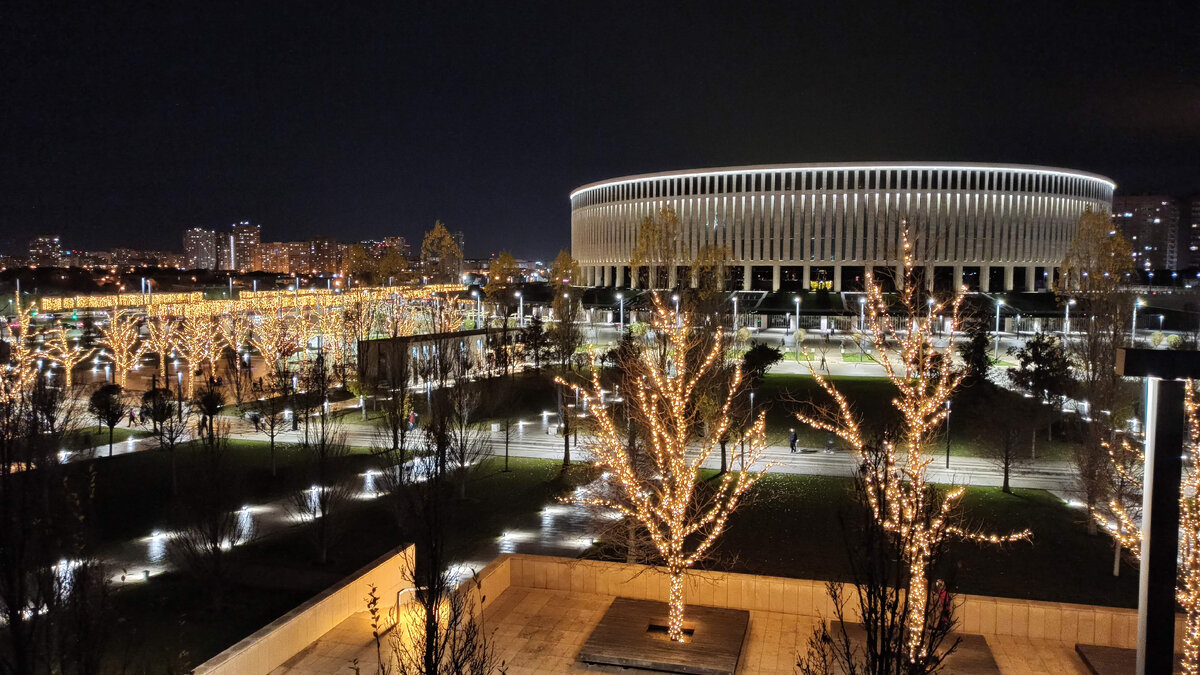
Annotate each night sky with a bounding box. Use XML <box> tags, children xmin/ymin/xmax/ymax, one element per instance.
<box><xmin>3</xmin><ymin>1</ymin><xmax>1197</xmax><ymax>259</ymax></box>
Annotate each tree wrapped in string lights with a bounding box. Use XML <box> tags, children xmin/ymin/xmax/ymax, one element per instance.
<box><xmin>794</xmin><ymin>237</ymin><xmax>1029</xmax><ymax>666</ymax></box>
<box><xmin>0</xmin><ymin>297</ymin><xmax>39</xmax><ymax>403</ymax></box>
<box><xmin>144</xmin><ymin>316</ymin><xmax>180</xmax><ymax>379</ymax></box>
<box><xmin>251</xmin><ymin>299</ymin><xmax>302</xmax><ymax>371</ymax></box>
<box><xmin>1095</xmin><ymin>384</ymin><xmax>1200</xmax><ymax>675</ymax></box>
<box><xmin>177</xmin><ymin>315</ymin><xmax>219</xmax><ymax>397</ymax></box>
<box><xmin>217</xmin><ymin>308</ymin><xmax>252</xmax><ymax>357</ymax></box>
<box><xmin>42</xmin><ymin>322</ymin><xmax>94</xmax><ymax>389</ymax></box>
<box><xmin>97</xmin><ymin>308</ymin><xmax>144</xmax><ymax>388</ymax></box>
<box><xmin>563</xmin><ymin>294</ymin><xmax>769</xmax><ymax>642</ymax></box>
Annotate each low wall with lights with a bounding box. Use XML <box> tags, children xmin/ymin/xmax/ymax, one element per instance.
<box><xmin>481</xmin><ymin>554</ymin><xmax>1178</xmax><ymax>650</ymax></box>
<box><xmin>192</xmin><ymin>544</ymin><xmax>415</xmax><ymax>675</ymax></box>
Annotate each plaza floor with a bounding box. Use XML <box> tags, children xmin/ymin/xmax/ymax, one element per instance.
<box><xmin>269</xmin><ymin>586</ymin><xmax>1095</xmax><ymax>675</ymax></box>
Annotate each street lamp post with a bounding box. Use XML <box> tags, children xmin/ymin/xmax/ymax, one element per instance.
<box><xmin>732</xmin><ymin>295</ymin><xmax>739</xmax><ymax>333</ymax></box>
<box><xmin>616</xmin><ymin>292</ymin><xmax>624</xmax><ymax>333</ymax></box>
<box><xmin>994</xmin><ymin>299</ymin><xmax>1004</xmax><ymax>360</ymax></box>
<box><xmin>1159</xmin><ymin>314</ymin><xmax>1164</xmax><ymax>331</ymax></box>
<box><xmin>516</xmin><ymin>291</ymin><xmax>523</xmax><ymax>328</ymax></box>
<box><xmin>1132</xmin><ymin>298</ymin><xmax>1143</xmax><ymax>343</ymax></box>
<box><xmin>1065</xmin><ymin>298</ymin><xmax>1075</xmax><ymax>337</ymax></box>
<box><xmin>945</xmin><ymin>399</ymin><xmax>951</xmax><ymax>468</ymax></box>
<box><xmin>794</xmin><ymin>296</ymin><xmax>801</xmax><ymax>361</ymax></box>
<box><xmin>859</xmin><ymin>297</ymin><xmax>866</xmax><ymax>332</ymax></box>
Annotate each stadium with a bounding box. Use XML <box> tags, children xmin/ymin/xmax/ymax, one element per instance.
<box><xmin>570</xmin><ymin>162</ymin><xmax>1114</xmax><ymax>293</ymax></box>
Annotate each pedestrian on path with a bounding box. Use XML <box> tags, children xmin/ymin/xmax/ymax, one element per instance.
<box><xmin>789</xmin><ymin>428</ymin><xmax>798</xmax><ymax>453</ymax></box>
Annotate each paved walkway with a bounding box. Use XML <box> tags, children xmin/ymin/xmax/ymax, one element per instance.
<box><xmin>269</xmin><ymin>586</ymin><xmax>1093</xmax><ymax>675</ymax></box>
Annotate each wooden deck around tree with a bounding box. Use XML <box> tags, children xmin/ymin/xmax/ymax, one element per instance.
<box><xmin>829</xmin><ymin>621</ymin><xmax>1000</xmax><ymax>675</ymax></box>
<box><xmin>1075</xmin><ymin>643</ymin><xmax>1183</xmax><ymax>675</ymax></box>
<box><xmin>578</xmin><ymin>598</ymin><xmax>749</xmax><ymax>675</ymax></box>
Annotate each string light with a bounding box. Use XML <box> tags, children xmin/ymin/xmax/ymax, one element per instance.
<box><xmin>144</xmin><ymin>317</ymin><xmax>180</xmax><ymax>379</ymax></box>
<box><xmin>1</xmin><ymin>295</ymin><xmax>39</xmax><ymax>403</ymax></box>
<box><xmin>97</xmin><ymin>308</ymin><xmax>145</xmax><ymax>388</ymax></box>
<box><xmin>559</xmin><ymin>293</ymin><xmax>772</xmax><ymax>641</ymax></box>
<box><xmin>794</xmin><ymin>232</ymin><xmax>1029</xmax><ymax>662</ymax></box>
<box><xmin>41</xmin><ymin>322</ymin><xmax>95</xmax><ymax>389</ymax></box>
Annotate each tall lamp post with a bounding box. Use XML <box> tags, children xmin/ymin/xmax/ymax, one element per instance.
<box><xmin>515</xmin><ymin>291</ymin><xmax>523</xmax><ymax>328</ymax></box>
<box><xmin>859</xmin><ymin>297</ymin><xmax>866</xmax><ymax>331</ymax></box>
<box><xmin>993</xmin><ymin>298</ymin><xmax>1004</xmax><ymax>360</ymax></box>
<box><xmin>732</xmin><ymin>295</ymin><xmax>739</xmax><ymax>333</ymax></box>
<box><xmin>616</xmin><ymin>292</ymin><xmax>624</xmax><ymax>333</ymax></box>
<box><xmin>1064</xmin><ymin>298</ymin><xmax>1075</xmax><ymax>337</ymax></box>
<box><xmin>1132</xmin><ymin>298</ymin><xmax>1143</xmax><ymax>343</ymax></box>
<box><xmin>793</xmin><ymin>296</ymin><xmax>801</xmax><ymax>360</ymax></box>
<box><xmin>944</xmin><ymin>399</ymin><xmax>951</xmax><ymax>468</ymax></box>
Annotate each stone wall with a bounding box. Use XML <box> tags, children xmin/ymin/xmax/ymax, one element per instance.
<box><xmin>484</xmin><ymin>554</ymin><xmax>1182</xmax><ymax>650</ymax></box>
<box><xmin>193</xmin><ymin>545</ymin><xmax>415</xmax><ymax>675</ymax></box>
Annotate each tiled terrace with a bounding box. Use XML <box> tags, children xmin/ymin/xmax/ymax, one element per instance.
<box><xmin>272</xmin><ymin>585</ymin><xmax>1097</xmax><ymax>675</ymax></box>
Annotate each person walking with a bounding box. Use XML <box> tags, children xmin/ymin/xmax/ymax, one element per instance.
<box><xmin>789</xmin><ymin>428</ymin><xmax>798</xmax><ymax>453</ymax></box>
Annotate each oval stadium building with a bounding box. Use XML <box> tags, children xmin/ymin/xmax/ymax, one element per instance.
<box><xmin>570</xmin><ymin>163</ymin><xmax>1114</xmax><ymax>293</ymax></box>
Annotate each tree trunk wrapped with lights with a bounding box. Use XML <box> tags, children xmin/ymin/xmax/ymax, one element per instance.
<box><xmin>97</xmin><ymin>307</ymin><xmax>145</xmax><ymax>388</ymax></box>
<box><xmin>1</xmin><ymin>297</ymin><xmax>38</xmax><ymax>402</ymax></box>
<box><xmin>563</xmin><ymin>294</ymin><xmax>770</xmax><ymax>641</ymax></box>
<box><xmin>43</xmin><ymin>323</ymin><xmax>94</xmax><ymax>389</ymax></box>
<box><xmin>794</xmin><ymin>236</ymin><xmax>1029</xmax><ymax>663</ymax></box>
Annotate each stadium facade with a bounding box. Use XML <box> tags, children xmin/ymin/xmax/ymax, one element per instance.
<box><xmin>570</xmin><ymin>162</ymin><xmax>1114</xmax><ymax>292</ymax></box>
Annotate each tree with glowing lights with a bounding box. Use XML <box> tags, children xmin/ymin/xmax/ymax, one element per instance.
<box><xmin>793</xmin><ymin>235</ymin><xmax>1030</xmax><ymax>668</ymax></box>
<box><xmin>251</xmin><ymin>300</ymin><xmax>302</xmax><ymax>370</ymax></box>
<box><xmin>144</xmin><ymin>316</ymin><xmax>180</xmax><ymax>379</ymax></box>
<box><xmin>0</xmin><ymin>299</ymin><xmax>40</xmax><ymax>403</ymax></box>
<box><xmin>96</xmin><ymin>308</ymin><xmax>144</xmax><ymax>389</ymax></box>
<box><xmin>42</xmin><ymin>322</ymin><xmax>95</xmax><ymax>389</ymax></box>
<box><xmin>1094</xmin><ymin>385</ymin><xmax>1200</xmax><ymax>675</ymax></box>
<box><xmin>217</xmin><ymin>308</ymin><xmax>252</xmax><ymax>356</ymax></box>
<box><xmin>565</xmin><ymin>295</ymin><xmax>769</xmax><ymax>641</ymax></box>
<box><xmin>177</xmin><ymin>315</ymin><xmax>219</xmax><ymax>397</ymax></box>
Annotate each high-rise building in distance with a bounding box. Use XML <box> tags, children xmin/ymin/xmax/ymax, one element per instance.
<box><xmin>28</xmin><ymin>235</ymin><xmax>63</xmax><ymax>266</ymax></box>
<box><xmin>1112</xmin><ymin>196</ymin><xmax>1180</xmax><ymax>272</ymax></box>
<box><xmin>1184</xmin><ymin>194</ymin><xmax>1200</xmax><ymax>270</ymax></box>
<box><xmin>215</xmin><ymin>221</ymin><xmax>262</xmax><ymax>272</ymax></box>
<box><xmin>184</xmin><ymin>227</ymin><xmax>218</xmax><ymax>270</ymax></box>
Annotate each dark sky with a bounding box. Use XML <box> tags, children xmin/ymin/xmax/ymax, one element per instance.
<box><xmin>3</xmin><ymin>1</ymin><xmax>1198</xmax><ymax>259</ymax></box>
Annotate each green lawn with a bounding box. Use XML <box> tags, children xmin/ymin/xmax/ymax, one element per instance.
<box><xmin>106</xmin><ymin>456</ymin><xmax>580</xmax><ymax>671</ymax></box>
<box><xmin>79</xmin><ymin>438</ymin><xmax>376</xmax><ymax>545</ymax></box>
<box><xmin>65</xmin><ymin>426</ymin><xmax>149</xmax><ymax>451</ymax></box>
<box><xmin>840</xmin><ymin>351</ymin><xmax>876</xmax><ymax>363</ymax></box>
<box><xmin>754</xmin><ymin>372</ymin><xmax>1079</xmax><ymax>461</ymax></box>
<box><xmin>691</xmin><ymin>473</ymin><xmax>1137</xmax><ymax>607</ymax></box>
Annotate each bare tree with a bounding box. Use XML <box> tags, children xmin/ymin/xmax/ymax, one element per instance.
<box><xmin>88</xmin><ymin>383</ymin><xmax>126</xmax><ymax>456</ymax></box>
<box><xmin>288</xmin><ymin>351</ymin><xmax>354</xmax><ymax>565</ymax></box>
<box><xmin>253</xmin><ymin>364</ymin><xmax>291</xmax><ymax>477</ymax></box>
<box><xmin>0</xmin><ymin>377</ymin><xmax>106</xmax><ymax>675</ymax></box>
<box><xmin>168</xmin><ymin>423</ymin><xmax>248</xmax><ymax>603</ymax></box>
